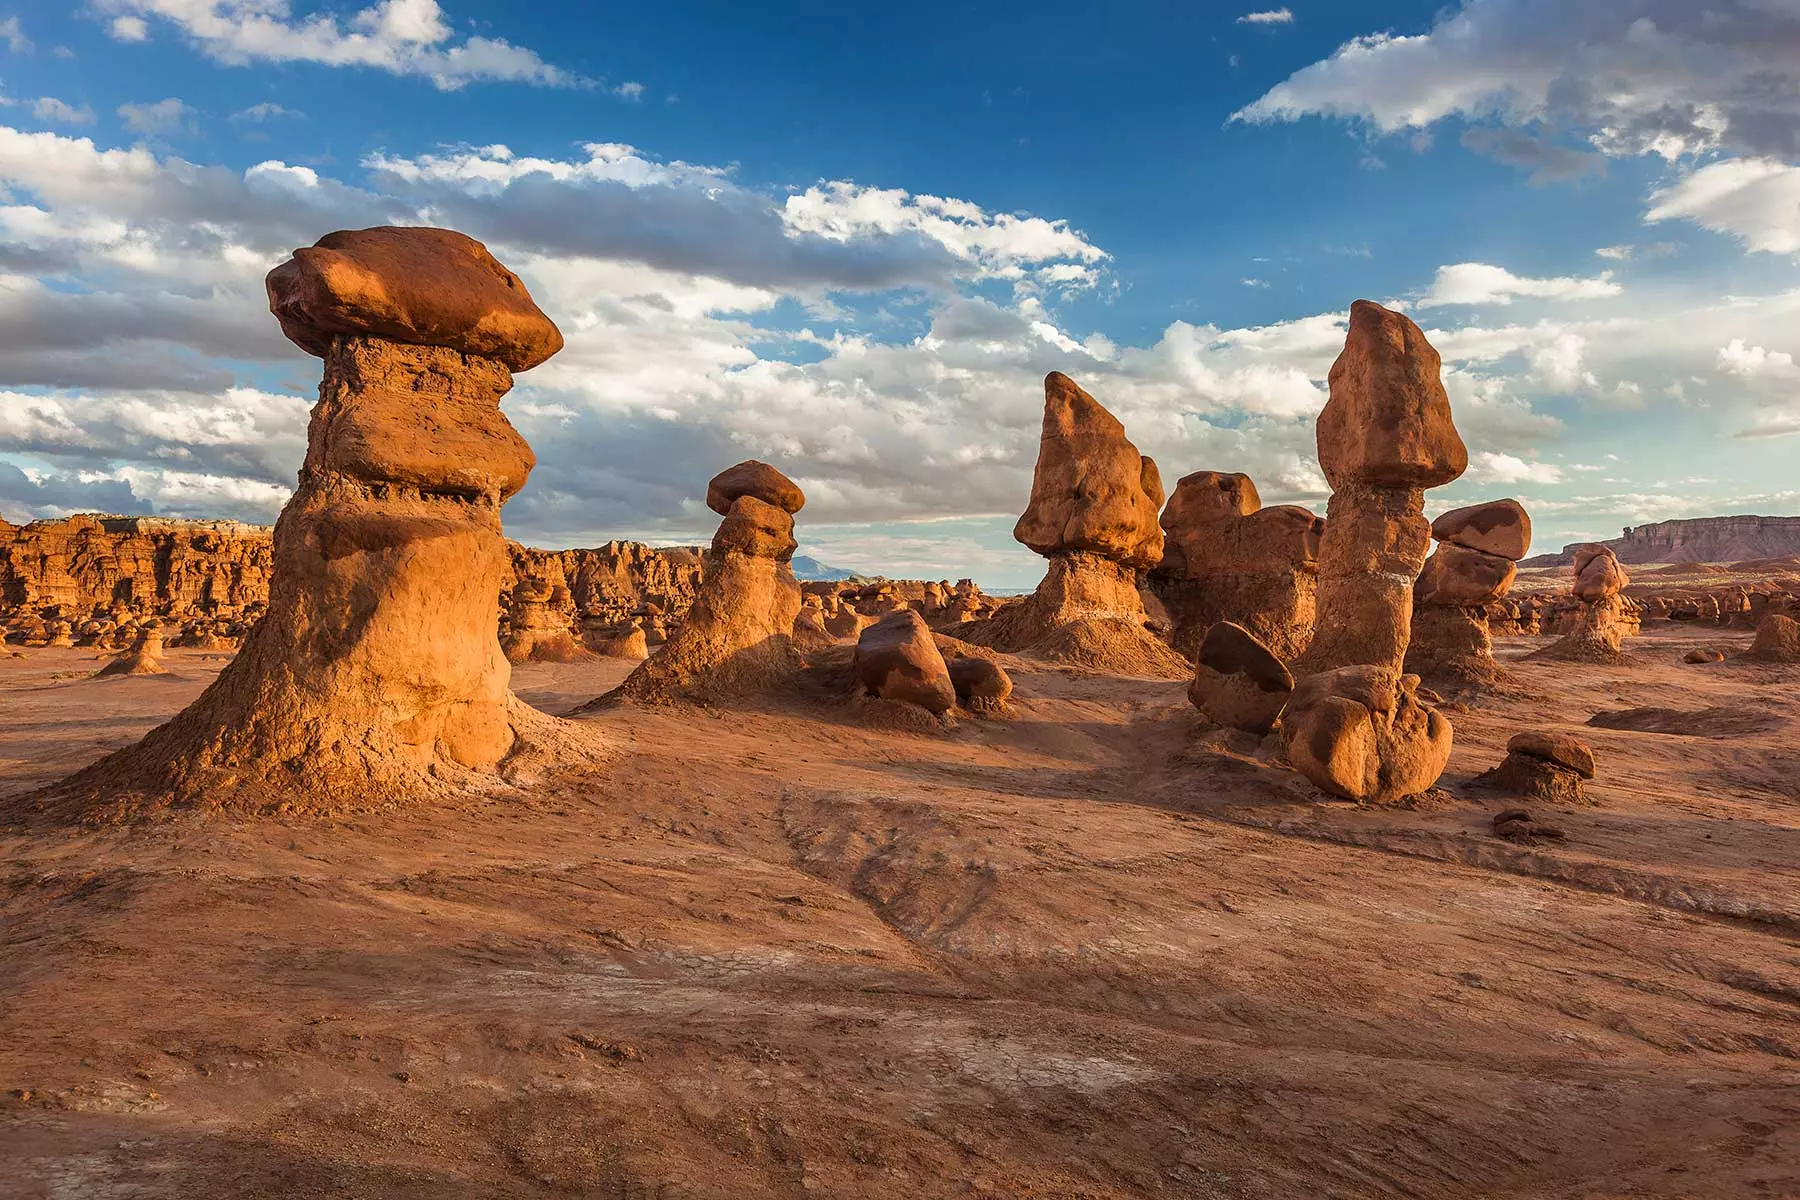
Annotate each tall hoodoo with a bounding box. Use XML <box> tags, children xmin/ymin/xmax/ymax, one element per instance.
<box><xmin>966</xmin><ymin>372</ymin><xmax>1188</xmax><ymax>676</ymax></box>
<box><xmin>51</xmin><ymin>226</ymin><xmax>587</xmax><ymax>813</ymax></box>
<box><xmin>1298</xmin><ymin>300</ymin><xmax>1467</xmax><ymax>676</ymax></box>
<box><xmin>591</xmin><ymin>460</ymin><xmax>806</xmax><ymax>705</ymax></box>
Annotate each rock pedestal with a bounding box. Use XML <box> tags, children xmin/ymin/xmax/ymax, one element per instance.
<box><xmin>52</xmin><ymin>227</ymin><xmax>594</xmax><ymax>813</ymax></box>
<box><xmin>1405</xmin><ymin>498</ymin><xmax>1531</xmax><ymax>688</ymax></box>
<box><xmin>1475</xmin><ymin>731</ymin><xmax>1596</xmax><ymax>805</ymax></box>
<box><xmin>1530</xmin><ymin>543</ymin><xmax>1631</xmax><ymax>663</ymax></box>
<box><xmin>595</xmin><ymin>462</ymin><xmax>806</xmax><ymax>705</ymax></box>
<box><xmin>1296</xmin><ymin>302</ymin><xmax>1467</xmax><ymax>677</ymax></box>
<box><xmin>966</xmin><ymin>373</ymin><xmax>1188</xmax><ymax>677</ymax></box>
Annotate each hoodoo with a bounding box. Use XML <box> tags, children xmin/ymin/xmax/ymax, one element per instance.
<box><xmin>1297</xmin><ymin>300</ymin><xmax>1468</xmax><ymax>676</ymax></box>
<box><xmin>48</xmin><ymin>227</ymin><xmax>593</xmax><ymax>813</ymax></box>
<box><xmin>1282</xmin><ymin>301</ymin><xmax>1464</xmax><ymax>802</ymax></box>
<box><xmin>589</xmin><ymin>460</ymin><xmax>806</xmax><ymax>705</ymax></box>
<box><xmin>1405</xmin><ymin>498</ymin><xmax>1531</xmax><ymax>688</ymax></box>
<box><xmin>965</xmin><ymin>372</ymin><xmax>1189</xmax><ymax>677</ymax></box>
<box><xmin>1529</xmin><ymin>542</ymin><xmax>1631</xmax><ymax>663</ymax></box>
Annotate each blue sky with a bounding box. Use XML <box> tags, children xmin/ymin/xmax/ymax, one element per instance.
<box><xmin>1</xmin><ymin>1</ymin><xmax>1799</xmax><ymax>587</ymax></box>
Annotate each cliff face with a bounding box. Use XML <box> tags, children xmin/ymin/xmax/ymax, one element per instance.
<box><xmin>0</xmin><ymin>514</ymin><xmax>274</xmax><ymax>616</ymax></box>
<box><xmin>1521</xmin><ymin>515</ymin><xmax>1800</xmax><ymax>566</ymax></box>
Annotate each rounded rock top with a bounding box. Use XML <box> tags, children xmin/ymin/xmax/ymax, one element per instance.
<box><xmin>266</xmin><ymin>226</ymin><xmax>564</xmax><ymax>372</ymax></box>
<box><xmin>706</xmin><ymin>460</ymin><xmax>806</xmax><ymax>517</ymax></box>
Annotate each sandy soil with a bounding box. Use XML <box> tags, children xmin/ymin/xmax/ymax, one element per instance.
<box><xmin>1</xmin><ymin>629</ymin><xmax>1797</xmax><ymax>1198</ymax></box>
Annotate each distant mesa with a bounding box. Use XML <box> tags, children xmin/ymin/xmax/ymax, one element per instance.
<box><xmin>1522</xmin><ymin>515</ymin><xmax>1800</xmax><ymax>567</ymax></box>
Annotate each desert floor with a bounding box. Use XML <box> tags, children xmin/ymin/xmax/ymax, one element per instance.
<box><xmin>1</xmin><ymin>627</ymin><xmax>1797</xmax><ymax>1199</ymax></box>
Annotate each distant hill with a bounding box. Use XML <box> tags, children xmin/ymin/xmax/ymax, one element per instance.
<box><xmin>1520</xmin><ymin>515</ymin><xmax>1800</xmax><ymax>567</ymax></box>
<box><xmin>790</xmin><ymin>555</ymin><xmax>856</xmax><ymax>581</ymax></box>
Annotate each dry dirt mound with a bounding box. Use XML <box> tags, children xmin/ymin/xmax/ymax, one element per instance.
<box><xmin>1028</xmin><ymin>617</ymin><xmax>1193</xmax><ymax>679</ymax></box>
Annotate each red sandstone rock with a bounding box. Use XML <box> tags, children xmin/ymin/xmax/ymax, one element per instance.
<box><xmin>1188</xmin><ymin>621</ymin><xmax>1294</xmax><ymax>735</ymax></box>
<box><xmin>1431</xmin><ymin>499</ymin><xmax>1531</xmax><ymax>561</ymax></box>
<box><xmin>706</xmin><ymin>461</ymin><xmax>806</xmax><ymax>517</ymax></box>
<box><xmin>1013</xmin><ymin>372</ymin><xmax>1164</xmax><ymax>570</ymax></box>
<box><xmin>1317</xmin><ymin>301</ymin><xmax>1468</xmax><ymax>491</ymax></box>
<box><xmin>1281</xmin><ymin>665</ymin><xmax>1452</xmax><ymax>803</ymax></box>
<box><xmin>854</xmin><ymin>610</ymin><xmax>955</xmax><ymax>715</ymax></box>
<box><xmin>267</xmin><ymin>227</ymin><xmax>563</xmax><ymax>371</ymax></box>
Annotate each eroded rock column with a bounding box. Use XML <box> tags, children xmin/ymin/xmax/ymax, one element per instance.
<box><xmin>1296</xmin><ymin>301</ymin><xmax>1468</xmax><ymax>677</ymax></box>
<box><xmin>1530</xmin><ymin>543</ymin><xmax>1631</xmax><ymax>662</ymax></box>
<box><xmin>1405</xmin><ymin>498</ymin><xmax>1531</xmax><ymax>688</ymax></box>
<box><xmin>595</xmin><ymin>460</ymin><xmax>806</xmax><ymax>705</ymax></box>
<box><xmin>968</xmin><ymin>372</ymin><xmax>1188</xmax><ymax>676</ymax></box>
<box><xmin>54</xmin><ymin>226</ymin><xmax>590</xmax><ymax>812</ymax></box>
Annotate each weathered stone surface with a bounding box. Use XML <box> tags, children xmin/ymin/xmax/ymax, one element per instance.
<box><xmin>1188</xmin><ymin>621</ymin><xmax>1294</xmax><ymax>735</ymax></box>
<box><xmin>706</xmin><ymin>461</ymin><xmax>806</xmax><ymax>517</ymax></box>
<box><xmin>1281</xmin><ymin>665</ymin><xmax>1452</xmax><ymax>803</ymax></box>
<box><xmin>1298</xmin><ymin>305</ymin><xmax>1471</xmax><ymax>678</ymax></box>
<box><xmin>596</xmin><ymin>473</ymin><xmax>806</xmax><ymax>706</ymax></box>
<box><xmin>51</xmin><ymin>234</ymin><xmax>596</xmax><ymax>815</ymax></box>
<box><xmin>1297</xmin><ymin>483</ymin><xmax>1434</xmax><ymax>675</ymax></box>
<box><xmin>1415</xmin><ymin>543</ymin><xmax>1517</xmax><ymax>607</ymax></box>
<box><xmin>1153</xmin><ymin>472</ymin><xmax>1323</xmax><ymax>663</ymax></box>
<box><xmin>267</xmin><ymin>227</ymin><xmax>563</xmax><ymax>371</ymax></box>
<box><xmin>1531</xmin><ymin>544</ymin><xmax>1632</xmax><ymax>663</ymax></box>
<box><xmin>1431</xmin><ymin>499</ymin><xmax>1531</xmax><ymax>561</ymax></box>
<box><xmin>1317</xmin><ymin>301</ymin><xmax>1468</xmax><ymax>491</ymax></box>
<box><xmin>948</xmin><ymin>654</ymin><xmax>1013</xmax><ymax>713</ymax></box>
<box><xmin>713</xmin><ymin>496</ymin><xmax>799</xmax><ymax>562</ymax></box>
<box><xmin>854</xmin><ymin>610</ymin><xmax>955</xmax><ymax>714</ymax></box>
<box><xmin>1013</xmin><ymin>372</ymin><xmax>1164</xmax><ymax>570</ymax></box>
<box><xmin>1507</xmin><ymin>730</ymin><xmax>1597</xmax><ymax>779</ymax></box>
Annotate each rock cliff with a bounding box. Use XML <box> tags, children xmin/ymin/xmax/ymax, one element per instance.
<box><xmin>1522</xmin><ymin>515</ymin><xmax>1800</xmax><ymax>566</ymax></box>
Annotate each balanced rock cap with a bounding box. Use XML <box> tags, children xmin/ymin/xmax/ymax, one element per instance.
<box><xmin>1318</xmin><ymin>300</ymin><xmax>1468</xmax><ymax>490</ymax></box>
<box><xmin>1432</xmin><ymin>498</ymin><xmax>1531</xmax><ymax>561</ymax></box>
<box><xmin>267</xmin><ymin>227</ymin><xmax>564</xmax><ymax>372</ymax></box>
<box><xmin>706</xmin><ymin>460</ymin><xmax>806</xmax><ymax>517</ymax></box>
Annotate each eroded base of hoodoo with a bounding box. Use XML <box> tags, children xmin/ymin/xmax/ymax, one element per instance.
<box><xmin>36</xmin><ymin>690</ymin><xmax>608</xmax><ymax>821</ymax></box>
<box><xmin>584</xmin><ymin>551</ymin><xmax>805</xmax><ymax>708</ymax></box>
<box><xmin>961</xmin><ymin>552</ymin><xmax>1191</xmax><ymax>678</ymax></box>
<box><xmin>1403</xmin><ymin>605</ymin><xmax>1507</xmax><ymax>691</ymax></box>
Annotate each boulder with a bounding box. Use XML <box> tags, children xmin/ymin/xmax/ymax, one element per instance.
<box><xmin>1316</xmin><ymin>300</ymin><xmax>1468</xmax><ymax>490</ymax></box>
<box><xmin>948</xmin><ymin>655</ymin><xmax>1014</xmax><ymax>715</ymax></box>
<box><xmin>266</xmin><ymin>226</ymin><xmax>563</xmax><ymax>371</ymax></box>
<box><xmin>1506</xmin><ymin>730</ymin><xmax>1596</xmax><ymax>779</ymax></box>
<box><xmin>1745</xmin><ymin>613</ymin><xmax>1800</xmax><ymax>663</ymax></box>
<box><xmin>1281</xmin><ymin>664</ymin><xmax>1452</xmax><ymax>803</ymax></box>
<box><xmin>854</xmin><ymin>610</ymin><xmax>955</xmax><ymax>714</ymax></box>
<box><xmin>1431</xmin><ymin>499</ymin><xmax>1532</xmax><ymax>561</ymax></box>
<box><xmin>706</xmin><ymin>460</ymin><xmax>806</xmax><ymax>517</ymax></box>
<box><xmin>1188</xmin><ymin>621</ymin><xmax>1293</xmax><ymax>735</ymax></box>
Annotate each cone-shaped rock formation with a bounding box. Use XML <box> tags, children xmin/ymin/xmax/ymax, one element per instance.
<box><xmin>589</xmin><ymin>462</ymin><xmax>806</xmax><ymax>705</ymax></box>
